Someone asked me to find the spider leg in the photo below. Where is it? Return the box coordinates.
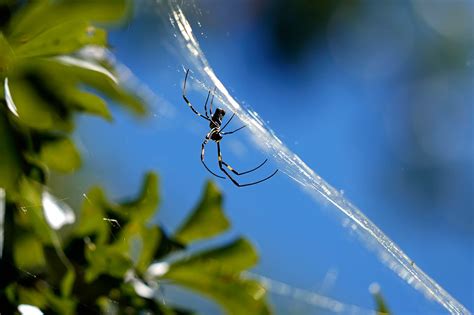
[220,158,268,176]
[183,69,211,121]
[217,142,278,187]
[201,137,225,179]
[203,90,211,118]
[209,86,216,116]
[220,113,235,131]
[221,125,246,135]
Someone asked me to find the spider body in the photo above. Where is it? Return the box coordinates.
[182,69,278,187]
[210,108,226,128]
[209,129,223,142]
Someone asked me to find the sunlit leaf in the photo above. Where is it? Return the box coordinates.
[18,59,113,120]
[13,233,46,270]
[65,60,146,115]
[85,244,133,282]
[74,186,110,244]
[17,304,44,315]
[134,226,162,274]
[35,58,145,115]
[13,21,107,58]
[39,138,81,173]
[64,90,112,120]
[7,0,130,45]
[114,172,159,223]
[168,238,258,274]
[174,181,230,244]
[17,177,55,244]
[163,238,270,315]
[6,76,74,131]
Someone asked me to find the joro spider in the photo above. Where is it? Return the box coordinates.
[182,69,278,187]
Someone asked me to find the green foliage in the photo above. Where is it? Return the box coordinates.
[4,173,271,314]
[175,181,230,244]
[0,0,144,199]
[373,289,391,315]
[0,1,271,314]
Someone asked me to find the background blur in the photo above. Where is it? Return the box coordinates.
[51,0,473,313]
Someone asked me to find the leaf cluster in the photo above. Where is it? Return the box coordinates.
[0,1,271,314]
[0,0,144,196]
[4,173,271,314]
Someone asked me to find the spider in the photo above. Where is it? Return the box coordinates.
[182,69,278,187]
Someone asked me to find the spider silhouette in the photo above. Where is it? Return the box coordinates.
[182,69,278,187]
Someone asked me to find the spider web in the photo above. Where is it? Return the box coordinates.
[129,0,468,314]
[2,1,469,314]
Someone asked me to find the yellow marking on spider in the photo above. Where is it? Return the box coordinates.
[227,165,234,171]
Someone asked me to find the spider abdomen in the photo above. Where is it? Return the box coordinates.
[210,131,223,141]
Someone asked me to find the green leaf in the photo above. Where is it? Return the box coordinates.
[15,283,76,315]
[162,238,270,315]
[134,226,162,274]
[174,181,230,244]
[33,58,146,116]
[15,285,48,309]
[168,238,259,274]
[6,76,74,131]
[17,176,55,244]
[18,59,113,120]
[0,33,14,74]
[74,186,110,244]
[61,268,76,297]
[7,0,130,45]
[13,21,107,58]
[39,137,81,173]
[64,90,112,120]
[64,60,146,115]
[0,109,22,193]
[114,172,159,223]
[84,243,133,282]
[13,232,46,270]
[373,290,391,315]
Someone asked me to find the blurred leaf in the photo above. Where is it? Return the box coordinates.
[10,275,77,314]
[7,0,130,45]
[39,137,81,173]
[374,291,391,315]
[134,226,161,274]
[163,238,269,315]
[6,76,73,131]
[13,21,107,58]
[0,33,14,74]
[13,232,46,270]
[85,243,133,282]
[0,110,22,193]
[169,238,259,273]
[15,285,48,309]
[77,173,160,280]
[27,59,113,120]
[74,186,110,244]
[65,60,146,115]
[175,181,230,244]
[17,176,54,244]
[35,58,145,116]
[61,268,75,297]
[114,172,159,223]
[64,90,112,120]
